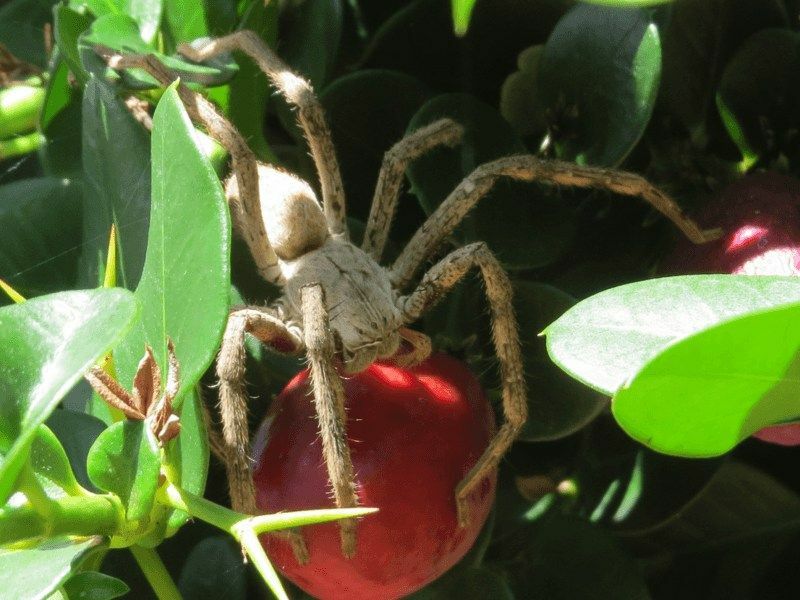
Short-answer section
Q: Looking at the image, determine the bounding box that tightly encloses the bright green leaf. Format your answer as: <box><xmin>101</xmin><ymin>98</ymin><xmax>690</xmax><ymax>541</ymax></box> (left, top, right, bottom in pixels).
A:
<box><xmin>545</xmin><ymin>275</ymin><xmax>800</xmax><ymax>396</ymax></box>
<box><xmin>0</xmin><ymin>537</ymin><xmax>106</xmax><ymax>600</ymax></box>
<box><xmin>613</xmin><ymin>301</ymin><xmax>800</xmax><ymax>457</ymax></box>
<box><xmin>165</xmin><ymin>387</ymin><xmax>209</xmax><ymax>532</ymax></box>
<box><xmin>113</xmin><ymin>83</ymin><xmax>230</xmax><ymax>409</ymax></box>
<box><xmin>87</xmin><ymin>420</ymin><xmax>160</xmax><ymax>520</ymax></box>
<box><xmin>62</xmin><ymin>571</ymin><xmax>130</xmax><ymax>600</ymax></box>
<box><xmin>54</xmin><ymin>5</ymin><xmax>93</xmax><ymax>85</ymax></box>
<box><xmin>29</xmin><ymin>425</ymin><xmax>85</xmax><ymax>498</ymax></box>
<box><xmin>538</xmin><ymin>4</ymin><xmax>661</xmax><ymax>166</ymax></box>
<box><xmin>78</xmin><ymin>14</ymin><xmax>238</xmax><ymax>89</ymax></box>
<box><xmin>451</xmin><ymin>0</ymin><xmax>477</xmax><ymax>37</ymax></box>
<box><xmin>0</xmin><ymin>289</ymin><xmax>138</xmax><ymax>505</ymax></box>
<box><xmin>46</xmin><ymin>409</ymin><xmax>107</xmax><ymax>491</ymax></box>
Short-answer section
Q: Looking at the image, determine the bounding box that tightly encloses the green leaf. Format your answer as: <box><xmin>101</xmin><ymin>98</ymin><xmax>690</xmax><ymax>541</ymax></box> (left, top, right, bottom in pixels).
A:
<box><xmin>717</xmin><ymin>28</ymin><xmax>800</xmax><ymax>164</ymax></box>
<box><xmin>62</xmin><ymin>571</ymin><xmax>130</xmax><ymax>600</ymax></box>
<box><xmin>113</xmin><ymin>83</ymin><xmax>230</xmax><ymax>409</ymax></box>
<box><xmin>80</xmin><ymin>77</ymin><xmax>151</xmax><ymax>289</ymax></box>
<box><xmin>225</xmin><ymin>0</ymin><xmax>279</xmax><ymax>161</ymax></box>
<box><xmin>39</xmin><ymin>61</ymin><xmax>84</xmax><ymax>178</ymax></box>
<box><xmin>499</xmin><ymin>45</ymin><xmax>547</xmax><ymax>137</ymax></box>
<box><xmin>46</xmin><ymin>409</ymin><xmax>107</xmax><ymax>492</ymax></box>
<box><xmin>87</xmin><ymin>420</ymin><xmax>160</xmax><ymax>521</ymax></box>
<box><xmin>506</xmin><ymin>516</ymin><xmax>650</xmax><ymax>599</ymax></box>
<box><xmin>280</xmin><ymin>0</ymin><xmax>343</xmax><ymax>88</ymax></box>
<box><xmin>538</xmin><ymin>4</ymin><xmax>661</xmax><ymax>166</ymax></box>
<box><xmin>613</xmin><ymin>301</ymin><xmax>800</xmax><ymax>457</ymax></box>
<box><xmin>73</xmin><ymin>0</ymin><xmax>163</xmax><ymax>44</ymax></box>
<box><xmin>320</xmin><ymin>69</ymin><xmax>431</xmax><ymax>227</ymax></box>
<box><xmin>412</xmin><ymin>567</ymin><xmax>514</xmax><ymax>599</ymax></box>
<box><xmin>161</xmin><ymin>0</ymin><xmax>209</xmax><ymax>47</ymax></box>
<box><xmin>514</xmin><ymin>282</ymin><xmax>606</xmax><ymax>441</ymax></box>
<box><xmin>78</xmin><ymin>14</ymin><xmax>238</xmax><ymax>89</ymax></box>
<box><xmin>545</xmin><ymin>275</ymin><xmax>800</xmax><ymax>396</ymax></box>
<box><xmin>579</xmin><ymin>0</ymin><xmax>672</xmax><ymax>5</ymax></box>
<box><xmin>178</xmin><ymin>536</ymin><xmax>246</xmax><ymax>600</ymax></box>
<box><xmin>451</xmin><ymin>0</ymin><xmax>477</xmax><ymax>36</ymax></box>
<box><xmin>0</xmin><ymin>177</ymin><xmax>83</xmax><ymax>299</ymax></box>
<box><xmin>0</xmin><ymin>289</ymin><xmax>138</xmax><ymax>505</ymax></box>
<box><xmin>164</xmin><ymin>387</ymin><xmax>209</xmax><ymax>532</ymax></box>
<box><xmin>0</xmin><ymin>0</ymin><xmax>58</xmax><ymax>68</ymax></box>
<box><xmin>54</xmin><ymin>5</ymin><xmax>93</xmax><ymax>85</ymax></box>
<box><xmin>30</xmin><ymin>425</ymin><xmax>85</xmax><ymax>498</ymax></box>
<box><xmin>406</xmin><ymin>93</ymin><xmax>575</xmax><ymax>270</ymax></box>
<box><xmin>0</xmin><ymin>537</ymin><xmax>106</xmax><ymax>600</ymax></box>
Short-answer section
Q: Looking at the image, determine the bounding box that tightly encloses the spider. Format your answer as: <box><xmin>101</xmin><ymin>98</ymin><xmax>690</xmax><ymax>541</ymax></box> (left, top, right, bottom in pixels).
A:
<box><xmin>100</xmin><ymin>31</ymin><xmax>719</xmax><ymax>561</ymax></box>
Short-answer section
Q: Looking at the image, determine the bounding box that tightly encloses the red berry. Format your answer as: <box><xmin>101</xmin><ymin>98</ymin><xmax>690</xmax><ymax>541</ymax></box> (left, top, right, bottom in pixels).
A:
<box><xmin>252</xmin><ymin>354</ymin><xmax>497</xmax><ymax>600</ymax></box>
<box><xmin>662</xmin><ymin>172</ymin><xmax>800</xmax><ymax>444</ymax></box>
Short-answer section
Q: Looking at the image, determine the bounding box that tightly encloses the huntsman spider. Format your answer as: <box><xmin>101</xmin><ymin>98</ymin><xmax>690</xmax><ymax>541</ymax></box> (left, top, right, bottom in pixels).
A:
<box><xmin>99</xmin><ymin>30</ymin><xmax>719</xmax><ymax>561</ymax></box>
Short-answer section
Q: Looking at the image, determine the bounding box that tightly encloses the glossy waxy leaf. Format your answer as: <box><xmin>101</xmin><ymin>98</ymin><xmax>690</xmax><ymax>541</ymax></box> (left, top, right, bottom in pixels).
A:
<box><xmin>407</xmin><ymin>93</ymin><xmax>575</xmax><ymax>270</ymax></box>
<box><xmin>164</xmin><ymin>387</ymin><xmax>209</xmax><ymax>532</ymax></box>
<box><xmin>0</xmin><ymin>289</ymin><xmax>138</xmax><ymax>505</ymax></box>
<box><xmin>545</xmin><ymin>275</ymin><xmax>800</xmax><ymax>396</ymax></box>
<box><xmin>87</xmin><ymin>420</ymin><xmax>160</xmax><ymax>521</ymax></box>
<box><xmin>0</xmin><ymin>177</ymin><xmax>83</xmax><ymax>298</ymax></box>
<box><xmin>29</xmin><ymin>424</ymin><xmax>84</xmax><ymax>498</ymax></box>
<box><xmin>113</xmin><ymin>84</ymin><xmax>230</xmax><ymax>410</ymax></box>
<box><xmin>514</xmin><ymin>282</ymin><xmax>606</xmax><ymax>441</ymax></box>
<box><xmin>613</xmin><ymin>301</ymin><xmax>800</xmax><ymax>457</ymax></box>
<box><xmin>62</xmin><ymin>571</ymin><xmax>130</xmax><ymax>600</ymax></box>
<box><xmin>46</xmin><ymin>409</ymin><xmax>107</xmax><ymax>491</ymax></box>
<box><xmin>0</xmin><ymin>537</ymin><xmax>106</xmax><ymax>600</ymax></box>
<box><xmin>78</xmin><ymin>14</ymin><xmax>238</xmax><ymax>89</ymax></box>
<box><xmin>538</xmin><ymin>4</ymin><xmax>661</xmax><ymax>166</ymax></box>
<box><xmin>80</xmin><ymin>76</ymin><xmax>150</xmax><ymax>289</ymax></box>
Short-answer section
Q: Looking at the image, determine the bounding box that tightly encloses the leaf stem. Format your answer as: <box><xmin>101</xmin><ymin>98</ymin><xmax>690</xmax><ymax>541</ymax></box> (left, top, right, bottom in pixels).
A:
<box><xmin>130</xmin><ymin>545</ymin><xmax>182</xmax><ymax>600</ymax></box>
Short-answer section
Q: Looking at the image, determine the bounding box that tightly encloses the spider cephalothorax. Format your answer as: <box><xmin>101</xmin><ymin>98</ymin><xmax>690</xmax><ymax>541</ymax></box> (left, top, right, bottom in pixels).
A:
<box><xmin>100</xmin><ymin>31</ymin><xmax>719</xmax><ymax>561</ymax></box>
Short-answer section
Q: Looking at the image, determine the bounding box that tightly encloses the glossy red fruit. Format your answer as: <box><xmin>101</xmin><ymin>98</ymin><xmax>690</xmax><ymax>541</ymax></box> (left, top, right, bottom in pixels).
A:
<box><xmin>661</xmin><ymin>172</ymin><xmax>800</xmax><ymax>445</ymax></box>
<box><xmin>252</xmin><ymin>354</ymin><xmax>497</xmax><ymax>600</ymax></box>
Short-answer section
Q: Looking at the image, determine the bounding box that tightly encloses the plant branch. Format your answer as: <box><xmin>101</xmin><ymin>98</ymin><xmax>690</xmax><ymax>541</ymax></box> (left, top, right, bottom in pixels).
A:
<box><xmin>130</xmin><ymin>545</ymin><xmax>182</xmax><ymax>600</ymax></box>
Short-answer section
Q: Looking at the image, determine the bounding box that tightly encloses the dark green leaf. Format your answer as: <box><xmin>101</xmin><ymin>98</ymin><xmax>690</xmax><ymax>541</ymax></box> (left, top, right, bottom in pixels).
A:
<box><xmin>545</xmin><ymin>275</ymin><xmax>800</xmax><ymax>396</ymax></box>
<box><xmin>80</xmin><ymin>77</ymin><xmax>151</xmax><ymax>289</ymax></box>
<box><xmin>0</xmin><ymin>537</ymin><xmax>106</xmax><ymax>600</ymax></box>
<box><xmin>39</xmin><ymin>61</ymin><xmax>84</xmax><ymax>178</ymax></box>
<box><xmin>613</xmin><ymin>300</ymin><xmax>800</xmax><ymax>457</ymax></box>
<box><xmin>538</xmin><ymin>4</ymin><xmax>661</xmax><ymax>166</ymax></box>
<box><xmin>514</xmin><ymin>282</ymin><xmax>606</xmax><ymax>441</ymax></box>
<box><xmin>29</xmin><ymin>424</ymin><xmax>84</xmax><ymax>498</ymax></box>
<box><xmin>225</xmin><ymin>0</ymin><xmax>279</xmax><ymax>161</ymax></box>
<box><xmin>46</xmin><ymin>409</ymin><xmax>106</xmax><ymax>491</ymax></box>
<box><xmin>506</xmin><ymin>516</ymin><xmax>650</xmax><ymax>599</ymax></box>
<box><xmin>0</xmin><ymin>289</ymin><xmax>138</xmax><ymax>504</ymax></box>
<box><xmin>113</xmin><ymin>84</ymin><xmax>230</xmax><ymax>410</ymax></box>
<box><xmin>0</xmin><ymin>177</ymin><xmax>83</xmax><ymax>298</ymax></box>
<box><xmin>178</xmin><ymin>536</ymin><xmax>246</xmax><ymax>600</ymax></box>
<box><xmin>62</xmin><ymin>571</ymin><xmax>130</xmax><ymax>600</ymax></box>
<box><xmin>412</xmin><ymin>567</ymin><xmax>514</xmax><ymax>599</ymax></box>
<box><xmin>86</xmin><ymin>420</ymin><xmax>160</xmax><ymax>521</ymax></box>
<box><xmin>407</xmin><ymin>93</ymin><xmax>575</xmax><ymax>270</ymax></box>
<box><xmin>78</xmin><ymin>14</ymin><xmax>238</xmax><ymax>89</ymax></box>
<box><xmin>499</xmin><ymin>45</ymin><xmax>547</xmax><ymax>137</ymax></box>
<box><xmin>0</xmin><ymin>0</ymin><xmax>58</xmax><ymax>68</ymax></box>
<box><xmin>320</xmin><ymin>69</ymin><xmax>431</xmax><ymax>228</ymax></box>
<box><xmin>280</xmin><ymin>0</ymin><xmax>343</xmax><ymax>88</ymax></box>
<box><xmin>717</xmin><ymin>28</ymin><xmax>800</xmax><ymax>162</ymax></box>
<box><xmin>579</xmin><ymin>0</ymin><xmax>672</xmax><ymax>5</ymax></box>
<box><xmin>54</xmin><ymin>5</ymin><xmax>93</xmax><ymax>85</ymax></box>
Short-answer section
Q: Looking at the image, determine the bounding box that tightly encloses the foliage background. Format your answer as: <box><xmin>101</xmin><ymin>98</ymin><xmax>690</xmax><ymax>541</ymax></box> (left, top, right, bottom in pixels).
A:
<box><xmin>3</xmin><ymin>0</ymin><xmax>800</xmax><ymax>598</ymax></box>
